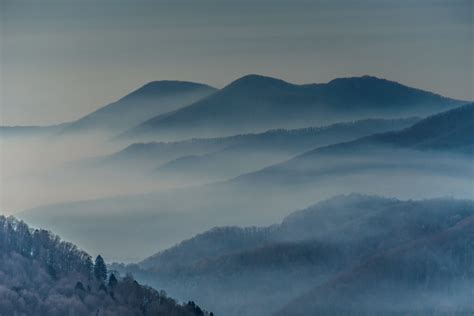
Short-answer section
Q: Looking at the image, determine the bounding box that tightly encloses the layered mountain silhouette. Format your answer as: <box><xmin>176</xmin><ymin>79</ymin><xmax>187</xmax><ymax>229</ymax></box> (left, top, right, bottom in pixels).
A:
<box><xmin>114</xmin><ymin>195</ymin><xmax>474</xmax><ymax>316</ymax></box>
<box><xmin>61</xmin><ymin>81</ymin><xmax>216</xmax><ymax>134</ymax></box>
<box><xmin>152</xmin><ymin>118</ymin><xmax>418</xmax><ymax>182</ymax></box>
<box><xmin>101</xmin><ymin>117</ymin><xmax>417</xmax><ymax>178</ymax></box>
<box><xmin>20</xmin><ymin>104</ymin><xmax>474</xmax><ymax>262</ymax></box>
<box><xmin>239</xmin><ymin>103</ymin><xmax>474</xmax><ymax>185</ymax></box>
<box><xmin>120</xmin><ymin>74</ymin><xmax>463</xmax><ymax>140</ymax></box>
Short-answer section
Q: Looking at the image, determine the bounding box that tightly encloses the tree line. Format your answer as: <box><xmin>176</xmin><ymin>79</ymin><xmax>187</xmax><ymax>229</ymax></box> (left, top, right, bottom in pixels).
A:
<box><xmin>0</xmin><ymin>215</ymin><xmax>212</xmax><ymax>316</ymax></box>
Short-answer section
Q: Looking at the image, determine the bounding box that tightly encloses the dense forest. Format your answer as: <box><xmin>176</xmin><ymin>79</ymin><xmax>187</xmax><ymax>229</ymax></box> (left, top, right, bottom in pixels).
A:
<box><xmin>115</xmin><ymin>195</ymin><xmax>474</xmax><ymax>315</ymax></box>
<box><xmin>0</xmin><ymin>216</ymin><xmax>211</xmax><ymax>316</ymax></box>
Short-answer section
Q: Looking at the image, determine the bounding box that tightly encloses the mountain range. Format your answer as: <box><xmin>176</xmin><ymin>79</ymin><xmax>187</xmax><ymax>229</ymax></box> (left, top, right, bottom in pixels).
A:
<box><xmin>237</xmin><ymin>102</ymin><xmax>474</xmax><ymax>186</ymax></box>
<box><xmin>120</xmin><ymin>74</ymin><xmax>464</xmax><ymax>141</ymax></box>
<box><xmin>98</xmin><ymin>117</ymin><xmax>417</xmax><ymax>182</ymax></box>
<box><xmin>1</xmin><ymin>74</ymin><xmax>464</xmax><ymax>142</ymax></box>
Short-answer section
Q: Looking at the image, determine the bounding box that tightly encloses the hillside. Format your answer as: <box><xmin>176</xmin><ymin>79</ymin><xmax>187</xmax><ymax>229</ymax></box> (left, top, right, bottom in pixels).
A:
<box><xmin>61</xmin><ymin>81</ymin><xmax>216</xmax><ymax>134</ymax></box>
<box><xmin>139</xmin><ymin>195</ymin><xmax>474</xmax><ymax>272</ymax></box>
<box><xmin>121</xmin><ymin>74</ymin><xmax>462</xmax><ymax>140</ymax></box>
<box><xmin>116</xmin><ymin>195</ymin><xmax>474</xmax><ymax>316</ymax></box>
<box><xmin>277</xmin><ymin>213</ymin><xmax>474</xmax><ymax>315</ymax></box>
<box><xmin>139</xmin><ymin>226</ymin><xmax>273</xmax><ymax>271</ymax></box>
<box><xmin>0</xmin><ymin>216</ymin><xmax>211</xmax><ymax>316</ymax></box>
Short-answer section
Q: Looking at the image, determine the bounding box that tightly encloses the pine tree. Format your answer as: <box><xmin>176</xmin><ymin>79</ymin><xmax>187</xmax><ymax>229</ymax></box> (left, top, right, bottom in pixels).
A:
<box><xmin>84</xmin><ymin>255</ymin><xmax>94</xmax><ymax>278</ymax></box>
<box><xmin>108</xmin><ymin>273</ymin><xmax>118</xmax><ymax>288</ymax></box>
<box><xmin>94</xmin><ymin>255</ymin><xmax>107</xmax><ymax>282</ymax></box>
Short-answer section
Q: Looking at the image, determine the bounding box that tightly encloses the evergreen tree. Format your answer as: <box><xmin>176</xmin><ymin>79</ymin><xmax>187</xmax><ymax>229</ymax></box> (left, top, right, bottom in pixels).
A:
<box><xmin>75</xmin><ymin>281</ymin><xmax>85</xmax><ymax>291</ymax></box>
<box><xmin>108</xmin><ymin>273</ymin><xmax>118</xmax><ymax>288</ymax></box>
<box><xmin>0</xmin><ymin>216</ymin><xmax>211</xmax><ymax>315</ymax></box>
<box><xmin>84</xmin><ymin>254</ymin><xmax>94</xmax><ymax>278</ymax></box>
<box><xmin>94</xmin><ymin>255</ymin><xmax>107</xmax><ymax>282</ymax></box>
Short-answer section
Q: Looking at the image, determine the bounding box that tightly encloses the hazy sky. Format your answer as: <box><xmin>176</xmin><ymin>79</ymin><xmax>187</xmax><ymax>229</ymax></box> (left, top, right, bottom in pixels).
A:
<box><xmin>1</xmin><ymin>0</ymin><xmax>473</xmax><ymax>126</ymax></box>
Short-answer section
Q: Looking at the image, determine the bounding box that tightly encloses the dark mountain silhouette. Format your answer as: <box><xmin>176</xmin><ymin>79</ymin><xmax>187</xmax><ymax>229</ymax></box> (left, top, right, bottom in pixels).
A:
<box><xmin>113</xmin><ymin>195</ymin><xmax>474</xmax><ymax>316</ymax></box>
<box><xmin>61</xmin><ymin>81</ymin><xmax>216</xmax><ymax>134</ymax></box>
<box><xmin>121</xmin><ymin>74</ymin><xmax>463</xmax><ymax>140</ymax></box>
<box><xmin>0</xmin><ymin>216</ymin><xmax>211</xmax><ymax>316</ymax></box>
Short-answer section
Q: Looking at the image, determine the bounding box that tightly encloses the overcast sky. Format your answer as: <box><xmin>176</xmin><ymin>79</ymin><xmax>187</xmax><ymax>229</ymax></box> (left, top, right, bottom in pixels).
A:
<box><xmin>1</xmin><ymin>0</ymin><xmax>472</xmax><ymax>126</ymax></box>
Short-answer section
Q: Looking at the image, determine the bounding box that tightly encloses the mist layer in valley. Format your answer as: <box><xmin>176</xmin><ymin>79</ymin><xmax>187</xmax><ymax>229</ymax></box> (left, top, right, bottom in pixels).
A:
<box><xmin>16</xmin><ymin>103</ymin><xmax>474</xmax><ymax>262</ymax></box>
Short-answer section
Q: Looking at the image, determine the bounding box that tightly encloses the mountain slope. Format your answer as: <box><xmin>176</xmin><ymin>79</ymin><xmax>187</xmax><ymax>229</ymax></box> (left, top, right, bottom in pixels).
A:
<box><xmin>117</xmin><ymin>196</ymin><xmax>474</xmax><ymax>316</ymax></box>
<box><xmin>138</xmin><ymin>195</ymin><xmax>474</xmax><ymax>272</ymax></box>
<box><xmin>121</xmin><ymin>74</ymin><xmax>463</xmax><ymax>140</ymax></box>
<box><xmin>61</xmin><ymin>81</ymin><xmax>216</xmax><ymax>134</ymax></box>
<box><xmin>370</xmin><ymin>102</ymin><xmax>474</xmax><ymax>153</ymax></box>
<box><xmin>277</xmin><ymin>213</ymin><xmax>474</xmax><ymax>315</ymax></box>
<box><xmin>0</xmin><ymin>216</ymin><xmax>211</xmax><ymax>316</ymax></box>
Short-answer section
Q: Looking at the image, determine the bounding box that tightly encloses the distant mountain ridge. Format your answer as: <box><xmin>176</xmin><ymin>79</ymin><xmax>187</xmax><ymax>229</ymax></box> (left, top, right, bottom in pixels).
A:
<box><xmin>121</xmin><ymin>74</ymin><xmax>464</xmax><ymax>140</ymax></box>
<box><xmin>152</xmin><ymin>118</ymin><xmax>419</xmax><ymax>182</ymax></box>
<box><xmin>0</xmin><ymin>123</ymin><xmax>68</xmax><ymax>138</ymax></box>
<box><xmin>101</xmin><ymin>117</ymin><xmax>418</xmax><ymax>177</ymax></box>
<box><xmin>238</xmin><ymin>103</ymin><xmax>474</xmax><ymax>185</ymax></box>
<box><xmin>61</xmin><ymin>80</ymin><xmax>216</xmax><ymax>134</ymax></box>
<box><xmin>370</xmin><ymin>102</ymin><xmax>474</xmax><ymax>153</ymax></box>
<box><xmin>311</xmin><ymin>102</ymin><xmax>474</xmax><ymax>155</ymax></box>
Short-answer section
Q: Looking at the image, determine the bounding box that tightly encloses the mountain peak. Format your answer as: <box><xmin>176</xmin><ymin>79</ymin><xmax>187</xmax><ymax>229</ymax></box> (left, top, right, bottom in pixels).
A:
<box><xmin>327</xmin><ymin>75</ymin><xmax>395</xmax><ymax>86</ymax></box>
<box><xmin>125</xmin><ymin>80</ymin><xmax>216</xmax><ymax>100</ymax></box>
<box><xmin>61</xmin><ymin>80</ymin><xmax>216</xmax><ymax>134</ymax></box>
<box><xmin>225</xmin><ymin>74</ymin><xmax>293</xmax><ymax>91</ymax></box>
<box><xmin>235</xmin><ymin>73</ymin><xmax>278</xmax><ymax>81</ymax></box>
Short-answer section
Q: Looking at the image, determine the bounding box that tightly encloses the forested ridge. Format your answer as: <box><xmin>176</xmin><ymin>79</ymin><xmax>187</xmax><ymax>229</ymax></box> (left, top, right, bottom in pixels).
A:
<box><xmin>0</xmin><ymin>216</ymin><xmax>211</xmax><ymax>316</ymax></box>
<box><xmin>117</xmin><ymin>195</ymin><xmax>474</xmax><ymax>315</ymax></box>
